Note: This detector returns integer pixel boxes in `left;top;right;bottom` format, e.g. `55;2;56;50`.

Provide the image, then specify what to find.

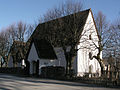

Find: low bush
0;67;27;75
40;66;65;78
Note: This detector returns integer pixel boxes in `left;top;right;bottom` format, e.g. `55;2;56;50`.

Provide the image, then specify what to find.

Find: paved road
0;74;119;90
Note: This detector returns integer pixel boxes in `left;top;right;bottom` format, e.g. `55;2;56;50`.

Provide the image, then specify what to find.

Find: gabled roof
30;39;57;59
9;41;27;62
28;9;90;47
9;41;26;55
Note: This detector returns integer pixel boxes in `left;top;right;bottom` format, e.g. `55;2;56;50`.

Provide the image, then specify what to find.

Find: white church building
27;9;101;77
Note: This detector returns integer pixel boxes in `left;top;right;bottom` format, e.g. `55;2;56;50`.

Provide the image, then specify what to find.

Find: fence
75;70;120;86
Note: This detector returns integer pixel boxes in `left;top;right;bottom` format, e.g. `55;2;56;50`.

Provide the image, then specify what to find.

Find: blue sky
0;0;120;30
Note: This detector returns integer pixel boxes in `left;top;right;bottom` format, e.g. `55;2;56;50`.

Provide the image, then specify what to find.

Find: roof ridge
28;8;90;42
39;8;90;25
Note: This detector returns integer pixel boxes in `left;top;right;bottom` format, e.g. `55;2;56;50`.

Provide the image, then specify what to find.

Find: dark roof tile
33;39;57;59
28;9;90;46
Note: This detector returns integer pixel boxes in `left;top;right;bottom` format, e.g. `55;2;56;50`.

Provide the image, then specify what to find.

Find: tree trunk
62;46;76;77
1;61;2;67
66;60;69;75
62;47;69;75
98;59;105;76
100;63;104;76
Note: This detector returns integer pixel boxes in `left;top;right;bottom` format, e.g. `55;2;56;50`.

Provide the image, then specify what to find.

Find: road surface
0;74;119;90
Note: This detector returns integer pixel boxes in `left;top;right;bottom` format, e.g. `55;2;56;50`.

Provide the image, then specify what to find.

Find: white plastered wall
8;56;13;67
54;47;66;68
76;11;101;76
28;43;39;74
28;43;66;75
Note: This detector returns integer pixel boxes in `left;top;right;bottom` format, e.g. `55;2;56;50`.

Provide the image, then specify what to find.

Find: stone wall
0;67;28;76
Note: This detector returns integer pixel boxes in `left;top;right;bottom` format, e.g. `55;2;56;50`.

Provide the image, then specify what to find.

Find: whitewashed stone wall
76;11;101;76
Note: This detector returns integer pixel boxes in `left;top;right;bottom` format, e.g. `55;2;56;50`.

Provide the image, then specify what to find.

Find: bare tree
40;0;83;22
0;21;28;67
7;24;17;45
25;24;35;41
0;30;10;67
92;11;114;75
106;19;120;63
6;21;27;43
16;21;27;42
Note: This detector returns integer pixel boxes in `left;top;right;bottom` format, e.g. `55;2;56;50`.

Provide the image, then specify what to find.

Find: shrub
40;66;65;78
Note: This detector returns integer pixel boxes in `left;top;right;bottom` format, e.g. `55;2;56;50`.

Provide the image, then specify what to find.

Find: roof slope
28;9;90;47
9;41;27;63
32;39;57;59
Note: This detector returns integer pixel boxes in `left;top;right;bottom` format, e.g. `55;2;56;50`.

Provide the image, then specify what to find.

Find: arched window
89;52;92;60
89;34;92;40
